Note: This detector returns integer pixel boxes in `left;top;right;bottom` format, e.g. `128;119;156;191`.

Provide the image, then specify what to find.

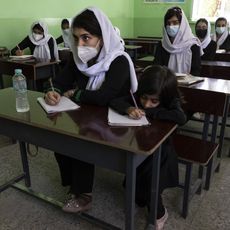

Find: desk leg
19;141;31;187
147;146;161;230
125;153;136;230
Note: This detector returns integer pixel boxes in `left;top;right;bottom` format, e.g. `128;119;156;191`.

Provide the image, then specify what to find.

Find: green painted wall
0;0;134;50
134;1;194;37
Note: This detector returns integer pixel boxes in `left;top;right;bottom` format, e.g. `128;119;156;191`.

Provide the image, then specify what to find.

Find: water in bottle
12;69;30;112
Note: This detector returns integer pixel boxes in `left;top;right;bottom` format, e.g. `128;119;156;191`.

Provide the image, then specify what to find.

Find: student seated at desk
44;6;137;213
56;19;71;48
153;7;201;76
213;17;230;51
11;21;59;61
195;18;217;61
110;65;186;230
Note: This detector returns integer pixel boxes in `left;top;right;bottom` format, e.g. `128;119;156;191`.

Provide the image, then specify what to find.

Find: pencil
130;90;138;108
49;78;55;92
17;45;21;50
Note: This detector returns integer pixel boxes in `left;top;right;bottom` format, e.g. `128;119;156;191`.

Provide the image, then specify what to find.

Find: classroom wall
0;0;134;50
133;1;193;37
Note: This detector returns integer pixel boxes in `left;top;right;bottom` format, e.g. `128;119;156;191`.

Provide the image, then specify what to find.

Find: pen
17;45;21;51
49;78;55;92
130;90;138;108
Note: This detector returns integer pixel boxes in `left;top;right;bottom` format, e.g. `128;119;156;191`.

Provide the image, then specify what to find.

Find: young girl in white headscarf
11;21;59;61
56;19;71;48
44;6;137;214
195;18;217;60
153;7;201;76
213;17;230;51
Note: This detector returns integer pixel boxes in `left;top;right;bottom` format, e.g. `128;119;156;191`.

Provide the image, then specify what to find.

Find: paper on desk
9;55;34;60
216;49;226;53
108;108;150;126
37;96;80;114
176;73;204;86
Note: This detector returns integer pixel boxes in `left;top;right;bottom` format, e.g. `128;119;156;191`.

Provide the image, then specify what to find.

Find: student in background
56;19;71;48
195;18;217;60
114;26;125;46
213;17;230;51
153;7;201;76
44;7;137;213
11;21;59;61
110;65;186;230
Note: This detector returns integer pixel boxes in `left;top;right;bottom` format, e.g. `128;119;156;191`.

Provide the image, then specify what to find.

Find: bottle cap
15;69;22;74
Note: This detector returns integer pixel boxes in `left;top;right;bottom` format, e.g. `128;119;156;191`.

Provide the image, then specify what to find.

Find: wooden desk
135;55;154;68
125;45;142;60
0;58;59;91
201;60;230;80
58;48;72;68
214;51;230;62
0;88;177;230
179;77;230;167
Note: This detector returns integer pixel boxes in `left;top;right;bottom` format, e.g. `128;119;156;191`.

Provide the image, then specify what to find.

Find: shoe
156;208;168;230
62;194;92;213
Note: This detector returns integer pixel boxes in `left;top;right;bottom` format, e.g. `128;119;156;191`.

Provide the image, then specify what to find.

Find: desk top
0;57;59;67
179;77;230;95
0;88;177;155
201;60;230;67
125;45;142;50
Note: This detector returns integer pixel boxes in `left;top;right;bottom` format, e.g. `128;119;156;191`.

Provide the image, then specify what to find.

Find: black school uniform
110;94;186;216
48;55;132;196
11;36;56;61
219;34;230;51
153;41;201;76
201;40;217;61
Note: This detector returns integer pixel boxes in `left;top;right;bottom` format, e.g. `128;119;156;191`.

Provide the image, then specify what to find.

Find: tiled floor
0;134;230;230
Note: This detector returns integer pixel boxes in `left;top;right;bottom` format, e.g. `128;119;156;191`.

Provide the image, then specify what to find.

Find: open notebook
176;73;204;86
37;96;80;114
108;108;150;126
9;55;34;61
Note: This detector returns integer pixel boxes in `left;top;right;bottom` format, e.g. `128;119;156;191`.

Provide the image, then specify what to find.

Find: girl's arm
145;98;187;125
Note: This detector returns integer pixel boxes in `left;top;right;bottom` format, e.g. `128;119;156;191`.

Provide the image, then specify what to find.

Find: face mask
216;26;226;35
196;29;207;39
166;25;179;37
77;40;100;64
33;33;43;41
63;28;70;35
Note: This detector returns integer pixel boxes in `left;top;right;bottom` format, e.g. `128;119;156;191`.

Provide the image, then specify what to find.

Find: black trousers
55;153;94;196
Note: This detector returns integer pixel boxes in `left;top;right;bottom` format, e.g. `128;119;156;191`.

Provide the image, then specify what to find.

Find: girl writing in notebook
44;7;137;213
11;21;59;61
110;65;186;230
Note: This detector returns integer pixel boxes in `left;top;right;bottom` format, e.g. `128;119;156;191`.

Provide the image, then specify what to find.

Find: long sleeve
145;98;187;126
49;55;131;106
219;34;230;51
201;40;217;61
11;36;35;55
47;38;55;61
190;44;201;76
56;35;64;45
153;41;170;66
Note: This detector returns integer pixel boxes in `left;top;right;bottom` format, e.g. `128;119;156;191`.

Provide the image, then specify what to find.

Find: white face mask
216;26;226;35
77;40;100;64
166;25;180;37
33;33;43;41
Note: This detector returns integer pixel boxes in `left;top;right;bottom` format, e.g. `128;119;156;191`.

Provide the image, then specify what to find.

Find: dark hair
61;19;69;26
215;17;227;27
164;6;182;27
32;23;44;32
137;65;181;108
195;18;208;28
72;9;102;37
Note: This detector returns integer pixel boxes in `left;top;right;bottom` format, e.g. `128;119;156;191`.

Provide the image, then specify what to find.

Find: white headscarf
28;21;59;60
213;20;229;49
197;19;211;49
62;29;71;48
162;9;202;74
69;7;138;92
114;26;125;46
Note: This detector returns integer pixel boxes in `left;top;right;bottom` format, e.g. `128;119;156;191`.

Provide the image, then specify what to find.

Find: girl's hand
127;107;145;119
15;50;24;56
44;91;61;105
63;89;75;98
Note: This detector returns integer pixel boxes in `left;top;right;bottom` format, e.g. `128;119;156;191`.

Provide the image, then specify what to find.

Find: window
192;0;230;22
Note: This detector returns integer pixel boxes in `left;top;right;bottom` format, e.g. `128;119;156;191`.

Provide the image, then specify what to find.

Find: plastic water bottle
12;69;30;112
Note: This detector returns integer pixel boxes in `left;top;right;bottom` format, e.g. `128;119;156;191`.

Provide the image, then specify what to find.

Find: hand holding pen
15;45;24;56
44;78;61;105
128;90;145;119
